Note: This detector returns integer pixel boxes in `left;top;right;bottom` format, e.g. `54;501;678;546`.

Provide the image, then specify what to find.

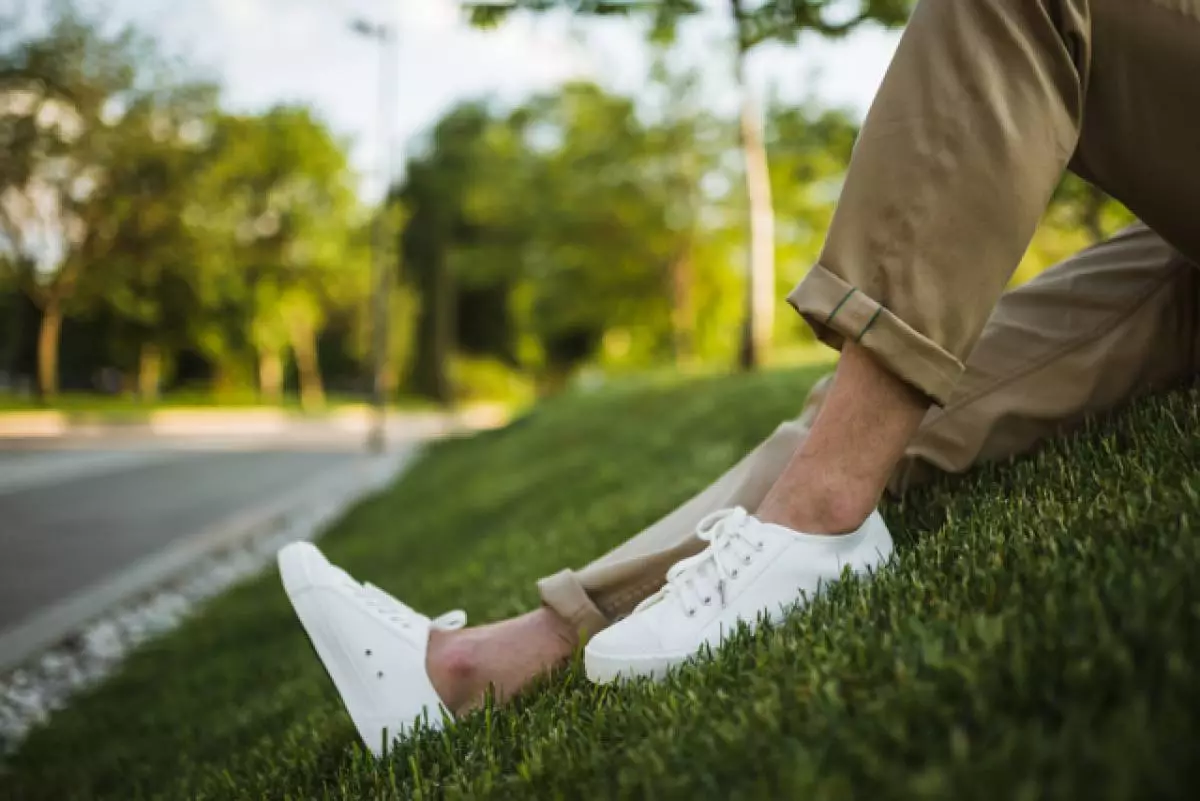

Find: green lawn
4;366;1200;800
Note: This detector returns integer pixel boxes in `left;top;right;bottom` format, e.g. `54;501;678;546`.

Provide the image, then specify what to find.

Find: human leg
588;0;1200;680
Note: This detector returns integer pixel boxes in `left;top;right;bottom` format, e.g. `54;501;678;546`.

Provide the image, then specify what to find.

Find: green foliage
400;70;856;395
0;2;384;401
0;2;142;291
467;0;913;49
1015;175;1136;286
71;82;219;369
5;367;1200;798
733;0;912;48
186;107;373;401
449;354;537;406
767;102;859;338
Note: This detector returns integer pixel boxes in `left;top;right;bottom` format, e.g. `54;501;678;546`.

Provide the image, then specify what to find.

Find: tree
399;103;494;403
471;0;914;369
766;102;859;341
712;0;912;367
398;81;745;393
639;57;730;366
73;81;219;399
188;108;369;409
0;3;142;398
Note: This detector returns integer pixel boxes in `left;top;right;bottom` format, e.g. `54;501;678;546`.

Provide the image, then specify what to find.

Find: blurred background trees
0;3;372;406
0;0;1133;410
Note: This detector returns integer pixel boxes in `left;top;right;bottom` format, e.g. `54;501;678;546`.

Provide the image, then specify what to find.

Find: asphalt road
0;444;362;637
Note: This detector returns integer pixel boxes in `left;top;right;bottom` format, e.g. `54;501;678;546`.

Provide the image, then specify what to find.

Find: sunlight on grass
4;367;1199;800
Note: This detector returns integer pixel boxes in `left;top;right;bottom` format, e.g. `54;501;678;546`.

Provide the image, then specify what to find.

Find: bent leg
893;225;1200;491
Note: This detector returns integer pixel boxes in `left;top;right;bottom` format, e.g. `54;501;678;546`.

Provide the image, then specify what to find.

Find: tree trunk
669;246;696;366
411;257;456;406
732;37;776;371
431;258;456;406
290;321;326;412
138;342;162;402
258;349;284;405
36;298;62;402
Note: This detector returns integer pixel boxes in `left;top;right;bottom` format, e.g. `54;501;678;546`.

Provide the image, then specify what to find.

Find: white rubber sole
584;647;689;684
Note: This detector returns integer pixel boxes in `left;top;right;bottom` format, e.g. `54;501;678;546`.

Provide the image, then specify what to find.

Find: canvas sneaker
584;506;893;683
277;541;464;756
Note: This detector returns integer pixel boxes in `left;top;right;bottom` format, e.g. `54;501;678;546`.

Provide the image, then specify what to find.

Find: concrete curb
0;405;509;440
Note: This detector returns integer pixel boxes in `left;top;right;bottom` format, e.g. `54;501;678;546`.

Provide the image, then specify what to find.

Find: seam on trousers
920;261;1191;431
826;288;857;323
856;308;883;343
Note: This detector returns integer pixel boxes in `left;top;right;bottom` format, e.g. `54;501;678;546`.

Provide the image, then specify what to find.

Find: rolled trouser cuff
787;264;965;405
537;569;611;641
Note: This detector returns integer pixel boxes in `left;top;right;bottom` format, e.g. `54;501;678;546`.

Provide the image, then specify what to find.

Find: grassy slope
4;366;1200;800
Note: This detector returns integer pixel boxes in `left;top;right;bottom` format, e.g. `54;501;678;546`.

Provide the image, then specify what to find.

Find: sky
97;0;902;199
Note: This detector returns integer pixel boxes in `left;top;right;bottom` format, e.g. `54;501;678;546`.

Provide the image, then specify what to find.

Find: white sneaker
277;541;465;756
584;506;893;683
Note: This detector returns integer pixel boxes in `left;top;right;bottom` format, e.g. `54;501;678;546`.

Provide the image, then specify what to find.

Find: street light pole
351;15;398;454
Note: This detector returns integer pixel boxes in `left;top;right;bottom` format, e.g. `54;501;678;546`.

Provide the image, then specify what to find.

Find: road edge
0;446;417;753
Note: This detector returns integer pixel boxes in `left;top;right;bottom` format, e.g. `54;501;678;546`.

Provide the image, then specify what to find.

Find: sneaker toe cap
586;612;665;659
277;541;329;595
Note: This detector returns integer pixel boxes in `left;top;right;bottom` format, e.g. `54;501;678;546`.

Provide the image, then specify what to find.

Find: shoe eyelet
703;597;712;606
742;555;752;565
731;569;740;579
756;542;765;551
686;607;697;617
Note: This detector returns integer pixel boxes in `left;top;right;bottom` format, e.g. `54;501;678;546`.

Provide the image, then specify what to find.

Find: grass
3;365;1200;799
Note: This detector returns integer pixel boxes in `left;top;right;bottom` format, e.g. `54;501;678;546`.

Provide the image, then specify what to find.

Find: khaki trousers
789;0;1200;404
539;0;1200;637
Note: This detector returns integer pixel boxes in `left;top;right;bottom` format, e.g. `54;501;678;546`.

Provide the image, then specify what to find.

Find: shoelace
635;506;765;618
349;579;467;632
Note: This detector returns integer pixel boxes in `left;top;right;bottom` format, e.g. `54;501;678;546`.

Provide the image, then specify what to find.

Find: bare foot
425;606;579;714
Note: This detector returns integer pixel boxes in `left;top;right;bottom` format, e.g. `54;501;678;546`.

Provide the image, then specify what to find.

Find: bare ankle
425;608;579;716
426;630;480;714
757;472;876;535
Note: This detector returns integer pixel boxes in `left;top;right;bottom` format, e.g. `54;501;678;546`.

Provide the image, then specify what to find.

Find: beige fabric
788;0;1200;404
892;224;1200;491
539;228;1200;638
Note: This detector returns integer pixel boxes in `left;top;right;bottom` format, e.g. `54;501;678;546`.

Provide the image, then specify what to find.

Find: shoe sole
278;542;403;757
584;647;685;684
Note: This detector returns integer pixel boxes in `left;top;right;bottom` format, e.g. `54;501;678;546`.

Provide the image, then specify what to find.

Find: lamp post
350;16;398;454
